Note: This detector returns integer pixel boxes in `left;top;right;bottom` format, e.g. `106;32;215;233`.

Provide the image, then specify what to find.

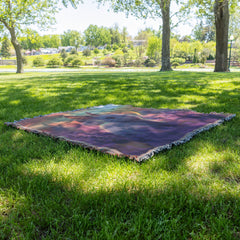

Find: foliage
82;49;91;57
103;49;108;55
22;56;28;65
122;47;128;53
144;58;157;67
33;56;45;67
135;28;154;43
0;37;11;59
106;44;112;51
19;29;42;51
71;57;83;67
102;57;116;67
229;5;240;40
146;36;161;63
135;45;146;59
112;43;119;51
170;39;216;61
121;26;129;44
0;0;59;31
109;24;121;45
93;58;101;66
171;61;180;68
41;34;61;48
193;20;215;42
60;49;68;60
47;57;63;68
70;48;78;55
113;49;124;56
84;25;111;47
64;55;76;66
133;58;144;67
61;30;83;49
187;0;239;71
112;55;124;67
170;57;185;64
94;48;100;54
64;55;83;67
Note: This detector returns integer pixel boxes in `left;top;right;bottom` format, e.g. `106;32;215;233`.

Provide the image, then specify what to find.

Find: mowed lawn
0;71;239;239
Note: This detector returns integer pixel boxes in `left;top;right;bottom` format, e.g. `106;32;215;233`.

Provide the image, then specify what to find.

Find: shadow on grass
0;71;240;239
1;147;240;239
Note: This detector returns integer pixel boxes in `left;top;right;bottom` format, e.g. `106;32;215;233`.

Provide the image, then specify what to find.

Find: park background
0;1;239;71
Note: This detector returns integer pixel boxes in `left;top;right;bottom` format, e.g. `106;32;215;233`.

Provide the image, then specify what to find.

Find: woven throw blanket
5;105;235;162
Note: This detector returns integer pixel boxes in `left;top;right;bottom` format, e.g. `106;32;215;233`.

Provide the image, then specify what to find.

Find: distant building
58;46;75;53
78;45;89;52
132;40;147;47
39;48;58;54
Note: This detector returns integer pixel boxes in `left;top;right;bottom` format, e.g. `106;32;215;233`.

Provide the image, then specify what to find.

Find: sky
40;1;195;37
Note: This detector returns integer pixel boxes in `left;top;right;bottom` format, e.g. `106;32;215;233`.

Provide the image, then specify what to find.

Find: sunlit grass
0;71;239;239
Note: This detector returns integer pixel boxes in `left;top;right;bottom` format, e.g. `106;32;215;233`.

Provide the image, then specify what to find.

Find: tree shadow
0;71;240;239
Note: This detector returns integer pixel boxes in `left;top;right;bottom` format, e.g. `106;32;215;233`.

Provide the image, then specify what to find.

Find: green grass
0;71;239;239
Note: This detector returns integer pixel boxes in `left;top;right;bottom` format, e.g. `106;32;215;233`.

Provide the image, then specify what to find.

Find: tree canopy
84;25;111;47
61;30;83;49
0;0;82;73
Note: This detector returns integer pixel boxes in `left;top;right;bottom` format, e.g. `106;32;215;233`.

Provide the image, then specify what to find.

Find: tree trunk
214;0;229;72
160;0;172;71
9;27;24;73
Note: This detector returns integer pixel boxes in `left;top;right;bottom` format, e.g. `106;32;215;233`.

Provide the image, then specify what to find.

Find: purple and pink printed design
5;105;235;162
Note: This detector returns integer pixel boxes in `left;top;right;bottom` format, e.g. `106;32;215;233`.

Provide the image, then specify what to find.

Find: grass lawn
0;71;239;239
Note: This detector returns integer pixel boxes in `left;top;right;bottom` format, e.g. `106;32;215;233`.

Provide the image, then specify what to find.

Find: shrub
94;48;99;54
112;44;119;51
171;62;180;68
114;49;124;55
129;43;134;50
106;44;112;51
112;55;123;67
70;48;78;55
82;49;91;57
133;58;143;67
123;53;130;67
33;56;45;67
103;49;108;55
94;58;101;66
122;47;128;53
64;56;75;66
170;58;185;65
60;49;68;60
144;58;156;67
102;57;116;67
200;56;207;64
71;57;83;67
47;57;62;68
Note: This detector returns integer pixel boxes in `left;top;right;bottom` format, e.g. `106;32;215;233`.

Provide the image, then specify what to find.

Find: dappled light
0;71;240;239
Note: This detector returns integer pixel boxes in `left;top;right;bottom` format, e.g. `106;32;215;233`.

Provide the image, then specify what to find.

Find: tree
229;5;240;40
188;0;239;72
84;25;111;47
0;0;61;73
109;24;121;45
134;28;154;45
0;0;82;73
1;36;11;59
214;0;229;71
40;34;61;48
193;21;215;42
121;27;128;44
20;29;42;51
61;30;83;49
96;0;177;71
146;36;162;63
